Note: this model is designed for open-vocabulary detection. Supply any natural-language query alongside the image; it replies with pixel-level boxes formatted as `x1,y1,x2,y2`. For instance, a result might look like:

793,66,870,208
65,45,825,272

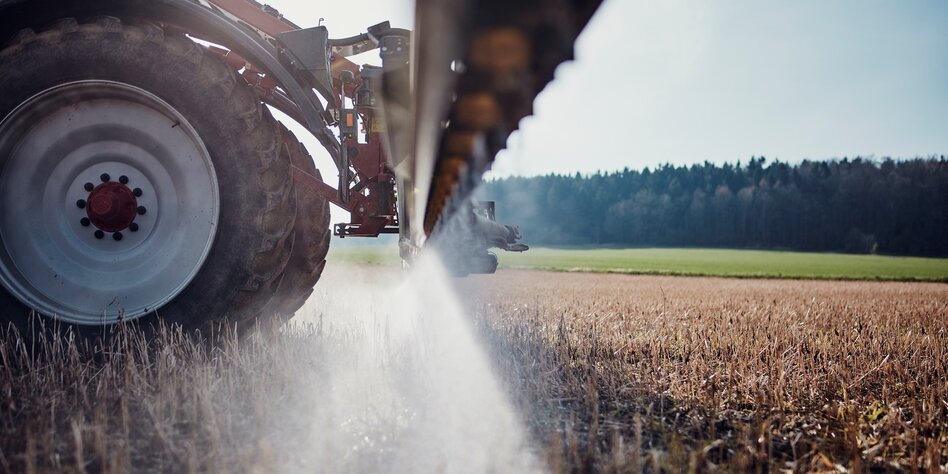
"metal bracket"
277,26,334,101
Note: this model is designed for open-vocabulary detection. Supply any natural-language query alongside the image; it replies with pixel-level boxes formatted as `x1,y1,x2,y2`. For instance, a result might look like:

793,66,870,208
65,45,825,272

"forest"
481,157,948,256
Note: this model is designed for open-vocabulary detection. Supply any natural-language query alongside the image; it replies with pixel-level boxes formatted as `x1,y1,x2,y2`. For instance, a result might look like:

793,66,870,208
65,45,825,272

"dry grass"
464,271,948,472
0,321,343,473
0,268,945,472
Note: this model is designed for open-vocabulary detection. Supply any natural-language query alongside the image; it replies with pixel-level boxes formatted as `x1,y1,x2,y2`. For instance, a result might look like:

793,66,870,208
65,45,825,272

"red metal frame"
207,0,399,237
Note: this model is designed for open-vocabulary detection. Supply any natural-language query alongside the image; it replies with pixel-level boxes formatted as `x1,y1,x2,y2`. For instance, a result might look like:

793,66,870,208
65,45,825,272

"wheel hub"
0,80,219,324
84,180,140,233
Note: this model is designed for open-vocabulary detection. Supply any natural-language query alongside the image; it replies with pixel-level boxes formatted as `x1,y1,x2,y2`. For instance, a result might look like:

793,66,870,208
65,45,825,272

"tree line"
481,157,948,256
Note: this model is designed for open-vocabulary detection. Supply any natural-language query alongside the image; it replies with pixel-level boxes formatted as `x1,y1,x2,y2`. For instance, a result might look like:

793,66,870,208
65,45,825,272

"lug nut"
84,182,94,191
100,173,110,182
113,232,123,241
132,188,142,197
119,175,129,184
80,217,90,227
94,230,104,239
129,222,139,232
137,206,146,215
76,199,86,209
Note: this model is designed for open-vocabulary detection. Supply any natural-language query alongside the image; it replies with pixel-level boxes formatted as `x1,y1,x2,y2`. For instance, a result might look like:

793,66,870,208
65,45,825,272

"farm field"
464,269,948,471
328,245,948,282
0,264,945,471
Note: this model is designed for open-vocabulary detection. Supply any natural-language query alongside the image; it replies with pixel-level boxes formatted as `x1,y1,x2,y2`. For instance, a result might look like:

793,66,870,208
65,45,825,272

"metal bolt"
80,217,90,227
132,188,143,197
129,222,139,232
100,173,110,182
76,199,86,209
119,175,129,184
137,206,146,215
113,232,123,241
94,230,104,239
84,182,94,191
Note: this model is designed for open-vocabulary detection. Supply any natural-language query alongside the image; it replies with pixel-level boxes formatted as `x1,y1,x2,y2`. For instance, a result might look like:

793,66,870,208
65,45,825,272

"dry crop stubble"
461,270,948,471
0,262,538,473
0,265,945,472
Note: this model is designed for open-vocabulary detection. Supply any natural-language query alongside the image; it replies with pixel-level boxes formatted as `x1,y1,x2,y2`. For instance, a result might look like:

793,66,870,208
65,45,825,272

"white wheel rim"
0,81,220,324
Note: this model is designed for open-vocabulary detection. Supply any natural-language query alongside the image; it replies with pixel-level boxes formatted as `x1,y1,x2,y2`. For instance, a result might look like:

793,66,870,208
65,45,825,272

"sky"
266,0,948,178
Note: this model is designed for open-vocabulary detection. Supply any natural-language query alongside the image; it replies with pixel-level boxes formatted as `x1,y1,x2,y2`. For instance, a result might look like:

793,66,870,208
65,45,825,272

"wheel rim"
0,81,220,324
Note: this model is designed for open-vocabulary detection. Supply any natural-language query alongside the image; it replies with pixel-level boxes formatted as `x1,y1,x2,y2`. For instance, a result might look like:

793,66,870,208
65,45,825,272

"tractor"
0,0,602,333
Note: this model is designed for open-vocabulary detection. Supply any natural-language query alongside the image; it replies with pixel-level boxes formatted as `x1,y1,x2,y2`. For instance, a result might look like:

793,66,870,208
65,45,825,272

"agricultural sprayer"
0,0,601,333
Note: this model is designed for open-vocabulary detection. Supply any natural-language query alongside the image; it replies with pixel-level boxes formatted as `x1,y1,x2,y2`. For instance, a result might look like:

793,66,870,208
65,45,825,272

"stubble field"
464,270,948,471
0,264,945,472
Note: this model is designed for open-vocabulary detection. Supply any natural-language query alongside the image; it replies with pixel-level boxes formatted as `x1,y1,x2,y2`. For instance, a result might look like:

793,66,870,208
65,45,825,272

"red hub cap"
86,182,138,232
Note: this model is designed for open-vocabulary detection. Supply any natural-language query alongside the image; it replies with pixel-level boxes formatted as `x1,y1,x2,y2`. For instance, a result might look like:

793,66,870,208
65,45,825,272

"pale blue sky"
269,0,948,178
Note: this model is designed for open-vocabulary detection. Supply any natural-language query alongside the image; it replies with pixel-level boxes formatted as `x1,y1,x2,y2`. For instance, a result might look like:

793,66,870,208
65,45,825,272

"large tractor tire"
268,125,332,321
0,18,298,335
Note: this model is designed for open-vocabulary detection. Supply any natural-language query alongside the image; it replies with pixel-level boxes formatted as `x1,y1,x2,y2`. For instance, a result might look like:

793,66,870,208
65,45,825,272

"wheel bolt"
100,173,110,182
129,222,139,232
119,175,129,184
94,230,104,239
113,232,123,241
76,199,86,209
80,217,90,227
132,188,143,197
84,182,94,191
137,206,147,215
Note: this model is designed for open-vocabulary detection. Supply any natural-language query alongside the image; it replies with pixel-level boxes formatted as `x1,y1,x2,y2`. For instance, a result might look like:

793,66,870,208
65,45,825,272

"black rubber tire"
0,18,297,336
267,124,332,321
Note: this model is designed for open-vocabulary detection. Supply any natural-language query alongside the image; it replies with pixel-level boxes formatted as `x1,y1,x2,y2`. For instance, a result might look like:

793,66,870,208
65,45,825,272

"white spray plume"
285,251,538,473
